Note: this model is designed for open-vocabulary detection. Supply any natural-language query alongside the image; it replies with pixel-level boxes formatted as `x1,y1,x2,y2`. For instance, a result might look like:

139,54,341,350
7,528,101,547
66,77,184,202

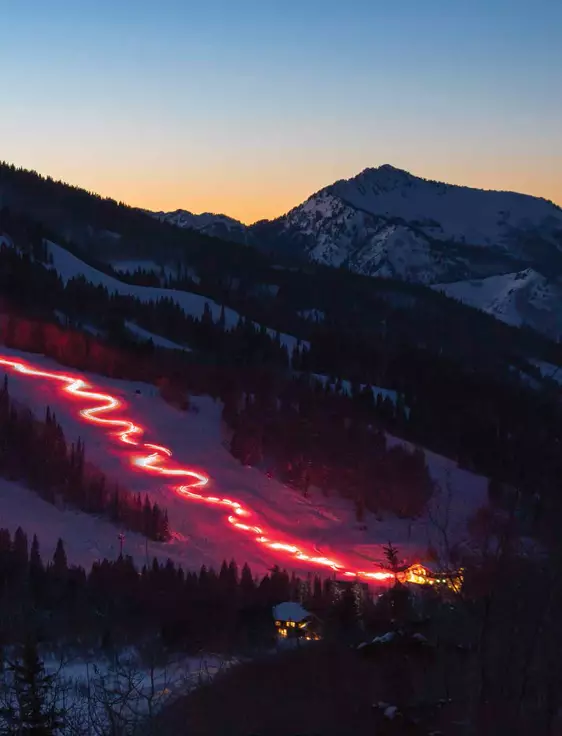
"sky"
1,0,561,223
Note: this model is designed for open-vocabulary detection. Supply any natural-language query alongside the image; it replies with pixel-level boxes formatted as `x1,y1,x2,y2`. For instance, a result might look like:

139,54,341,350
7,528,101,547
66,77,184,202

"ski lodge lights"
273,602,322,641
398,563,463,591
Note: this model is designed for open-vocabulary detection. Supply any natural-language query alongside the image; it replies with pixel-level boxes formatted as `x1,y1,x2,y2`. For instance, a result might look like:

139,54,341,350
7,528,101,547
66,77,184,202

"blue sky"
1,0,560,221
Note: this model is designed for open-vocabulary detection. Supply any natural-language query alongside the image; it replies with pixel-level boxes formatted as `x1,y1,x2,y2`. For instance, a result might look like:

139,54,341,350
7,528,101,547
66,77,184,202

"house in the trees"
272,602,322,641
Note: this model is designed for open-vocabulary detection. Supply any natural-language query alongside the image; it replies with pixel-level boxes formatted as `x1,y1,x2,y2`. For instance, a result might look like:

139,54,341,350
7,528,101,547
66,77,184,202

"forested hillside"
1,165,562,735
0,199,561,528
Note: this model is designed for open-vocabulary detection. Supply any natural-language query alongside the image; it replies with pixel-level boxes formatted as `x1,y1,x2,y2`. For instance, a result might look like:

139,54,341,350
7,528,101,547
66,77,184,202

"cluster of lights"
275,620,320,641
0,355,455,587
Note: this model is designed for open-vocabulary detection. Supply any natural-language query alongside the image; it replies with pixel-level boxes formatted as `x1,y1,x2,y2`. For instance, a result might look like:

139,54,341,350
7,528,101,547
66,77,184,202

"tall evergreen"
52,539,67,577
2,640,64,734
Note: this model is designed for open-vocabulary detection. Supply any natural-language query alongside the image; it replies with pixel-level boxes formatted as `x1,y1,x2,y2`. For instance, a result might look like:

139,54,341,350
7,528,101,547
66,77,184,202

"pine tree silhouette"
2,639,64,734
382,542,401,583
52,539,67,576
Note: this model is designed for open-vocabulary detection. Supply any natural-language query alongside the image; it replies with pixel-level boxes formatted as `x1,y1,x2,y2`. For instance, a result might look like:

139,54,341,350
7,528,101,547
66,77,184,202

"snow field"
0,347,487,580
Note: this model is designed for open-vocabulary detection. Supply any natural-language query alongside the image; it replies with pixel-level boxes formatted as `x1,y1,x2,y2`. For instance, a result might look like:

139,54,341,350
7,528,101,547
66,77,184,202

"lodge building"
272,601,322,641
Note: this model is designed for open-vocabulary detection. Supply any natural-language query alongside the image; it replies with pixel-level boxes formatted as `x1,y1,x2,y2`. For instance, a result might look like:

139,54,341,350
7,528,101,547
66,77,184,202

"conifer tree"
382,542,401,579
30,535,43,572
2,639,65,734
52,539,67,576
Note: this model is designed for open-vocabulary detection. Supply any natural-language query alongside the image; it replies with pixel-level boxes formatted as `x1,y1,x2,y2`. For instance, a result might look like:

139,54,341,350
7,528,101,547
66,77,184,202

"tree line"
2,219,562,527
0,376,170,542
225,386,432,519
1,519,560,735
0,523,371,653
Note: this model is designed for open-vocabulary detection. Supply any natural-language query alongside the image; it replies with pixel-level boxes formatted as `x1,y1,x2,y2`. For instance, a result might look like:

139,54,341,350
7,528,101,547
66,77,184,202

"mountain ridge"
151,164,562,337
2,158,562,339
151,208,249,244
152,164,561,236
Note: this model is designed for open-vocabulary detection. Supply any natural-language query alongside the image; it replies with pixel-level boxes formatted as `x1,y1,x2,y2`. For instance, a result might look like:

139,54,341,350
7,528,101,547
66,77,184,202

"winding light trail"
0,355,401,582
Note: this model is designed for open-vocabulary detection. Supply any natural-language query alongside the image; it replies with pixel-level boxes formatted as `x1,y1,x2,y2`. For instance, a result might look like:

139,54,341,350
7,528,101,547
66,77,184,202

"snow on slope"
0,478,143,566
44,241,305,352
124,321,191,351
0,347,487,577
256,165,562,269
532,359,562,386
298,309,325,323
276,190,441,282
37,651,233,733
433,270,536,327
329,165,562,247
46,241,237,324
112,259,162,273
348,223,439,283
309,373,400,407
113,261,203,286
283,192,363,267
152,166,562,257
433,269,562,335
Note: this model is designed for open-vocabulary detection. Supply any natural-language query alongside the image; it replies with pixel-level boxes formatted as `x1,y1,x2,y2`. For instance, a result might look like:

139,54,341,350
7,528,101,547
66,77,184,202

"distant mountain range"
152,165,562,337
151,209,249,244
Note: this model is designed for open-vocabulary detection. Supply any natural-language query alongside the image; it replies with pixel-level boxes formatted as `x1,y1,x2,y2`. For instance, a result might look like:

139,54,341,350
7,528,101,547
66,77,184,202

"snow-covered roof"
272,602,311,623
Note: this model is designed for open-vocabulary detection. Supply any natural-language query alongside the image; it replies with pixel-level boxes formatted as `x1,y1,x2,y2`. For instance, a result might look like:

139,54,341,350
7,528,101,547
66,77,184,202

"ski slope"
124,321,191,351
44,241,306,352
0,347,487,578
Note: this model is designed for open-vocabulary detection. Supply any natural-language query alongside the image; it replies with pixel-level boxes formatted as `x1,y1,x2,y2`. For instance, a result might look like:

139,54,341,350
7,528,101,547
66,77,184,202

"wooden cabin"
272,602,322,641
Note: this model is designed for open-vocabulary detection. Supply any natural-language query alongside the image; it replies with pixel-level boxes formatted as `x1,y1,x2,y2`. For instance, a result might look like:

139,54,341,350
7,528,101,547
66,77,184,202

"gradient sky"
1,0,561,223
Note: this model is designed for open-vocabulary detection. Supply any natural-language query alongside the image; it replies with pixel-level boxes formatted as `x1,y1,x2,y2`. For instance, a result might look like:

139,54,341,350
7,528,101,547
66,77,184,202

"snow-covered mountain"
250,165,562,336
433,269,562,336
151,166,562,337
152,209,249,244
254,164,562,276
253,188,483,284
328,165,561,248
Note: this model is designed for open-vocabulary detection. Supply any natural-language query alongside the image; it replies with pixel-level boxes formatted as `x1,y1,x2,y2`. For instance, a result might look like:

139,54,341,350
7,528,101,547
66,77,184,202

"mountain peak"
353,164,412,177
326,164,416,201
370,163,409,174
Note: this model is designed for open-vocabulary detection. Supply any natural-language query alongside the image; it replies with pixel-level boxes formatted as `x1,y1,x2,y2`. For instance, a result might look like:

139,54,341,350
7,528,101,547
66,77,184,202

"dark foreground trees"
0,520,561,734
0,640,65,735
153,564,562,736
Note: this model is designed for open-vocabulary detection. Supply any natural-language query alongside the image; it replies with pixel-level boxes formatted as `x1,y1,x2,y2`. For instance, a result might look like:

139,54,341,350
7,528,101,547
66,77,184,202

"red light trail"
0,355,399,582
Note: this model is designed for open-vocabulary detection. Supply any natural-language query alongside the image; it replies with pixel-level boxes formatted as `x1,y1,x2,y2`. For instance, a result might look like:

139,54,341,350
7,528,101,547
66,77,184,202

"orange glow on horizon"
88,171,562,225
12,158,561,226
